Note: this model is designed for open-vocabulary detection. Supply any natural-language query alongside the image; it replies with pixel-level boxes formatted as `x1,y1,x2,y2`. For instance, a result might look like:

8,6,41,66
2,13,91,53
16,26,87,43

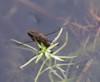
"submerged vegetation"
11,27,77,82
9,0,100,82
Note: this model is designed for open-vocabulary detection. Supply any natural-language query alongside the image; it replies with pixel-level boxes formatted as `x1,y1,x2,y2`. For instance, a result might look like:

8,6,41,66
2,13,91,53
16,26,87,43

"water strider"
10,27,63,48
10,21,71,48
27,21,71,47
27,29,51,47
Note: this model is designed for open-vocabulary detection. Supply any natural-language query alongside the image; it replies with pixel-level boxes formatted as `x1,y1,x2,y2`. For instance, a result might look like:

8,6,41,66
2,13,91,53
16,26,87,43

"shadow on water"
0,0,100,82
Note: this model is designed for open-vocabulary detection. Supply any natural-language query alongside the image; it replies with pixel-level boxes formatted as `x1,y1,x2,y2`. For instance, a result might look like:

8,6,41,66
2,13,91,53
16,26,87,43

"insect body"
28,29,51,47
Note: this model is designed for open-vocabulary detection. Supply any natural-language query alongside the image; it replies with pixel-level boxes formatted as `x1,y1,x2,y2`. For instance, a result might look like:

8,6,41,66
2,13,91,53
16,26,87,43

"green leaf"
20,56,37,69
58,55,77,59
10,39,38,53
35,53,43,63
47,42,59,50
50,55,64,61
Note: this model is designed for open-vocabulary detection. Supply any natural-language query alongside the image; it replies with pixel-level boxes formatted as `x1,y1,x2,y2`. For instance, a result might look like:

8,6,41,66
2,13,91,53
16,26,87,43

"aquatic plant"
10,27,77,82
